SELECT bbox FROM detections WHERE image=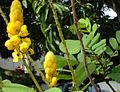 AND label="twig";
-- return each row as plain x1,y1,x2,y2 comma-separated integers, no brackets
70,0,99,92
48,0,79,90
26,54,50,87
23,57,43,92
0,7,8,25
